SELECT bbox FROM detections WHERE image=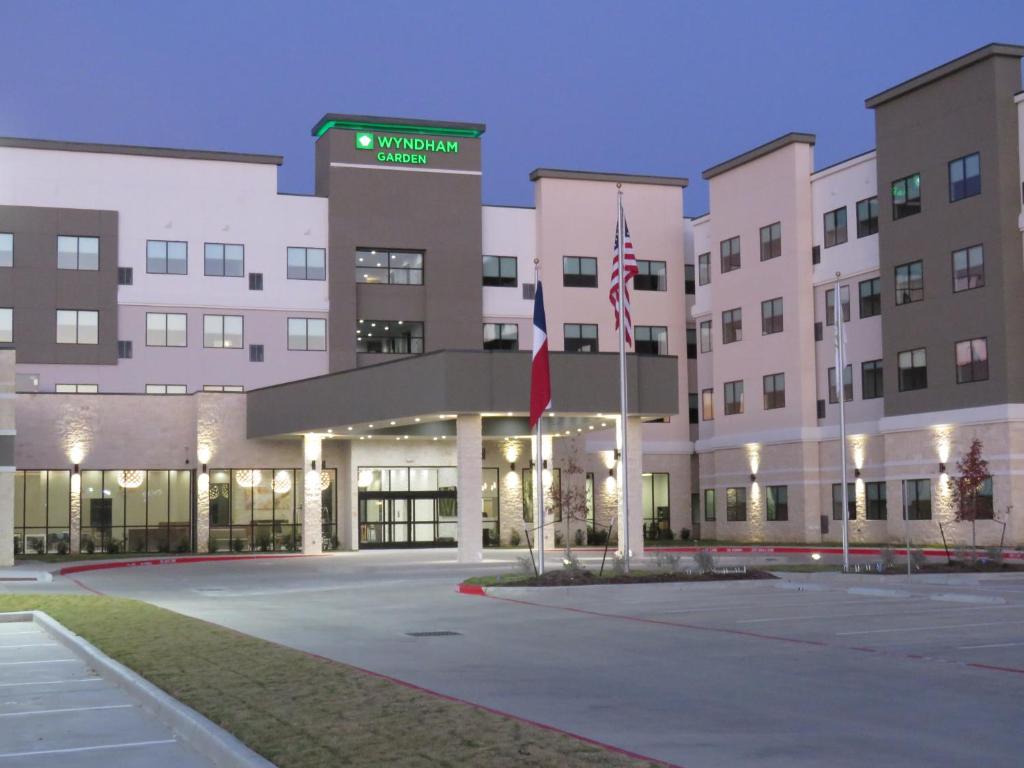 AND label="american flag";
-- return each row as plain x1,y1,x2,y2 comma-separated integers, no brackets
609,212,638,345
